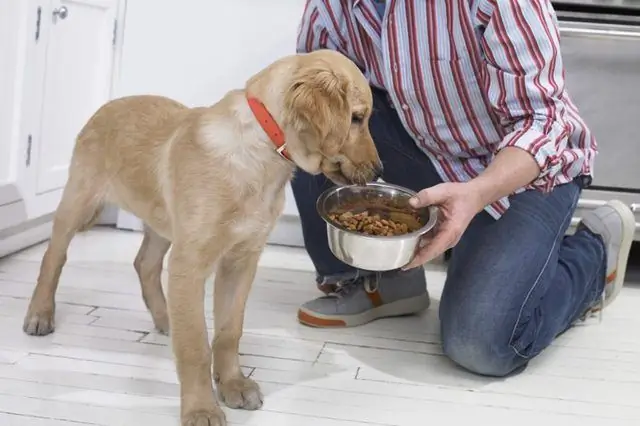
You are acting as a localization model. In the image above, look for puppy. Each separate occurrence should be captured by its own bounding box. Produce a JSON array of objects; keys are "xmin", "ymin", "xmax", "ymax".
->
[{"xmin": 22, "ymin": 49, "xmax": 382, "ymax": 426}]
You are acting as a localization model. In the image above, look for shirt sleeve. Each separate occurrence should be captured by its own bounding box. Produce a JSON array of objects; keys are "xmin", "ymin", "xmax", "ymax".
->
[
  {"xmin": 297, "ymin": 1, "xmax": 343, "ymax": 54},
  {"xmin": 477, "ymin": 0, "xmax": 571, "ymax": 192}
]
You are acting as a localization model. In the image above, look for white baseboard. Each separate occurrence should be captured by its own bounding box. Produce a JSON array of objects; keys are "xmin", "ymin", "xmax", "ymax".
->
[
  {"xmin": 267, "ymin": 214, "xmax": 305, "ymax": 247},
  {"xmin": 96, "ymin": 205, "xmax": 119, "ymax": 225},
  {"xmin": 111, "ymin": 207, "xmax": 307, "ymax": 248},
  {"xmin": 0, "ymin": 217, "xmax": 53, "ymax": 258},
  {"xmin": 115, "ymin": 210, "xmax": 144, "ymax": 231}
]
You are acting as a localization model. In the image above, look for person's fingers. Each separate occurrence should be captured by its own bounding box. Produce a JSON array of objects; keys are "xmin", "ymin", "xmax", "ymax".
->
[
  {"xmin": 417, "ymin": 231, "xmax": 435, "ymax": 248},
  {"xmin": 401, "ymin": 247, "xmax": 429, "ymax": 270},
  {"xmin": 409, "ymin": 183, "xmax": 451, "ymax": 208},
  {"xmin": 402, "ymin": 226, "xmax": 457, "ymax": 269}
]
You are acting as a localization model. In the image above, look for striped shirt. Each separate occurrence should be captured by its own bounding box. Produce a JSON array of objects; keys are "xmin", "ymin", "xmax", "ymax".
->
[{"xmin": 297, "ymin": 0, "xmax": 597, "ymax": 219}]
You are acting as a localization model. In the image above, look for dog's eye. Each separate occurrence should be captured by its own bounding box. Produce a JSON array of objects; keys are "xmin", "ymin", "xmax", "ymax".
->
[{"xmin": 351, "ymin": 113, "xmax": 364, "ymax": 124}]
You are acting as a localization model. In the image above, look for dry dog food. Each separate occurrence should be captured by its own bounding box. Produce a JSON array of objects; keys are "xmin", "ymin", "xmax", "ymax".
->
[{"xmin": 328, "ymin": 210, "xmax": 422, "ymax": 236}]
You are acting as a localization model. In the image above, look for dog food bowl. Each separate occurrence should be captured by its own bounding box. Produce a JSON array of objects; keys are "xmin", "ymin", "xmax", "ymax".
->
[{"xmin": 316, "ymin": 182, "xmax": 438, "ymax": 271}]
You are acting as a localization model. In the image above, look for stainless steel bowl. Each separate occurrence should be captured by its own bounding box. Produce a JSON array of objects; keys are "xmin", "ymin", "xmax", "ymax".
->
[{"xmin": 316, "ymin": 182, "xmax": 438, "ymax": 271}]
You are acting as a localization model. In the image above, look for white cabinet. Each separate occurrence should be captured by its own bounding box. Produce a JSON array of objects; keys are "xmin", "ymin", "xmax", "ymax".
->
[
  {"xmin": 0, "ymin": 0, "xmax": 30, "ymax": 224},
  {"xmin": 0, "ymin": 0, "xmax": 118, "ymax": 256},
  {"xmin": 36, "ymin": 0, "xmax": 117, "ymax": 194}
]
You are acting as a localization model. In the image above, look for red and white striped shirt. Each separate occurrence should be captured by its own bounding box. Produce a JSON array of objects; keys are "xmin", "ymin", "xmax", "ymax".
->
[{"xmin": 297, "ymin": 0, "xmax": 597, "ymax": 218}]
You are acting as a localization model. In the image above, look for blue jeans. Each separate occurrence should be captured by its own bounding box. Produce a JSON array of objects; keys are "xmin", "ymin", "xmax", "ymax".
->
[{"xmin": 291, "ymin": 87, "xmax": 607, "ymax": 377}]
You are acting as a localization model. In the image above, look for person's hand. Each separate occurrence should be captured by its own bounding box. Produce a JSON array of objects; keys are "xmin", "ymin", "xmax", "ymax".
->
[{"xmin": 402, "ymin": 182, "xmax": 485, "ymax": 270}]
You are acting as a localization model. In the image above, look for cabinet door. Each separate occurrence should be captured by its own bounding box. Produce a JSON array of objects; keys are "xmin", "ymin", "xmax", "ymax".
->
[
  {"xmin": 1, "ymin": 0, "xmax": 47, "ymax": 231},
  {"xmin": 35, "ymin": 0, "xmax": 116, "ymax": 194},
  {"xmin": 0, "ymin": 0, "xmax": 28, "ymax": 208}
]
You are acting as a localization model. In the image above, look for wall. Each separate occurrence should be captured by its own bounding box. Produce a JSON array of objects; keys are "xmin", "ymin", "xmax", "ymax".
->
[
  {"xmin": 115, "ymin": 1, "xmax": 306, "ymax": 113},
  {"xmin": 111, "ymin": 0, "xmax": 307, "ymax": 244}
]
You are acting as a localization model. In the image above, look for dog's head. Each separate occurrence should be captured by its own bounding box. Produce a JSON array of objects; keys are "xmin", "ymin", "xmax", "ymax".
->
[{"xmin": 279, "ymin": 50, "xmax": 382, "ymax": 185}]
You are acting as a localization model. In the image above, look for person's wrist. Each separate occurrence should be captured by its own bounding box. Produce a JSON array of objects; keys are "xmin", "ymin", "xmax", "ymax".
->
[{"xmin": 464, "ymin": 178, "xmax": 495, "ymax": 213}]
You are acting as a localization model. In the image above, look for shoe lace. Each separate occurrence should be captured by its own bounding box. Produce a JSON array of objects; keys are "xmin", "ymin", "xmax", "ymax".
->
[{"xmin": 331, "ymin": 273, "xmax": 380, "ymax": 298}]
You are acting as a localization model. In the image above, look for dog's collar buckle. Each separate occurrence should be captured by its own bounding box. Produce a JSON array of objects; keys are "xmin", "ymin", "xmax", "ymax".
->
[{"xmin": 246, "ymin": 96, "xmax": 292, "ymax": 162}]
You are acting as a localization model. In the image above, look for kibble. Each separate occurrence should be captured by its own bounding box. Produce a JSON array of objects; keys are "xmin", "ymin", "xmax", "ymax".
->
[{"xmin": 328, "ymin": 210, "xmax": 418, "ymax": 236}]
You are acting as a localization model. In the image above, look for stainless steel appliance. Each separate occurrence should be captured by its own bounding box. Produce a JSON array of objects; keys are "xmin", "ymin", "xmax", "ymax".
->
[{"xmin": 554, "ymin": 1, "xmax": 640, "ymax": 239}]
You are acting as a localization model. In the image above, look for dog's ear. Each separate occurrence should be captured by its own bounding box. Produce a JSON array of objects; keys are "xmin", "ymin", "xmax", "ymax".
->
[{"xmin": 282, "ymin": 67, "xmax": 351, "ymax": 141}]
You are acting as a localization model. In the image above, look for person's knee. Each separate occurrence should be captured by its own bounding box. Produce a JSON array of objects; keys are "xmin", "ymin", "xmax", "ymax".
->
[{"xmin": 440, "ymin": 316, "xmax": 523, "ymax": 378}]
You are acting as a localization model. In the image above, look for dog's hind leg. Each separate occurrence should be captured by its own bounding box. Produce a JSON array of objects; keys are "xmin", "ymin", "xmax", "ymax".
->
[
  {"xmin": 23, "ymin": 169, "xmax": 105, "ymax": 336},
  {"xmin": 134, "ymin": 224, "xmax": 171, "ymax": 334}
]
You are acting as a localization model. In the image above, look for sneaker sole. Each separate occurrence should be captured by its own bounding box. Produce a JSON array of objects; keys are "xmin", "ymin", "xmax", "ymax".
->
[
  {"xmin": 297, "ymin": 293, "xmax": 431, "ymax": 328},
  {"xmin": 603, "ymin": 200, "xmax": 636, "ymax": 308}
]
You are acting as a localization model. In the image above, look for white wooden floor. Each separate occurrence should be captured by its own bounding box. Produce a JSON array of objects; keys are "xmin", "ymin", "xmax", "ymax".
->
[{"xmin": 0, "ymin": 227, "xmax": 639, "ymax": 426}]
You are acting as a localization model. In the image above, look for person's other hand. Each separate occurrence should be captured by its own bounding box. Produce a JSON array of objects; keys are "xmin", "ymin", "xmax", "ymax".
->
[{"xmin": 402, "ymin": 182, "xmax": 485, "ymax": 269}]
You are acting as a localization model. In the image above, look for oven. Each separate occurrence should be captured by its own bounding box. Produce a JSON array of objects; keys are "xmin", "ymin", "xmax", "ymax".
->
[{"xmin": 554, "ymin": 1, "xmax": 640, "ymax": 239}]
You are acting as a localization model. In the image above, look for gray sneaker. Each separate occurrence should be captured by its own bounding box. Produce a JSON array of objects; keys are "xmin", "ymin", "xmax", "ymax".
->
[
  {"xmin": 297, "ymin": 267, "xmax": 430, "ymax": 328},
  {"xmin": 580, "ymin": 200, "xmax": 635, "ymax": 313}
]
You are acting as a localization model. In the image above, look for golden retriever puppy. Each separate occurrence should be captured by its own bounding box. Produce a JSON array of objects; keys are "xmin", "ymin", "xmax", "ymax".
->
[{"xmin": 22, "ymin": 49, "xmax": 382, "ymax": 425}]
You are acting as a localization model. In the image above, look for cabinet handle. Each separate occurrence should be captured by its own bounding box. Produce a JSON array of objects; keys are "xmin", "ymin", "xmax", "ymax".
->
[
  {"xmin": 558, "ymin": 13, "xmax": 640, "ymax": 39},
  {"xmin": 52, "ymin": 6, "xmax": 68, "ymax": 20}
]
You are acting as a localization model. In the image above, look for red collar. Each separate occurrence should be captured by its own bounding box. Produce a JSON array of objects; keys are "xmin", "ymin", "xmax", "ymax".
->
[{"xmin": 246, "ymin": 96, "xmax": 292, "ymax": 161}]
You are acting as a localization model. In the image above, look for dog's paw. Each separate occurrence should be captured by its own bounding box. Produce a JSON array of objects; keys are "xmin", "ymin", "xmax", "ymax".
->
[
  {"xmin": 217, "ymin": 377, "xmax": 263, "ymax": 410},
  {"xmin": 153, "ymin": 314, "xmax": 170, "ymax": 335},
  {"xmin": 23, "ymin": 309, "xmax": 55, "ymax": 336},
  {"xmin": 182, "ymin": 408, "xmax": 226, "ymax": 426}
]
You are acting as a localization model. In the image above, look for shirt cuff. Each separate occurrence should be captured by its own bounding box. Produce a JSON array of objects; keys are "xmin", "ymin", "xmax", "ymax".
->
[{"xmin": 498, "ymin": 121, "xmax": 564, "ymax": 192}]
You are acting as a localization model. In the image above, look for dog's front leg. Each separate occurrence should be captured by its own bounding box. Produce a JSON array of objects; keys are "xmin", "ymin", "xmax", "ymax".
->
[
  {"xmin": 213, "ymin": 244, "xmax": 264, "ymax": 410},
  {"xmin": 167, "ymin": 247, "xmax": 226, "ymax": 426}
]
